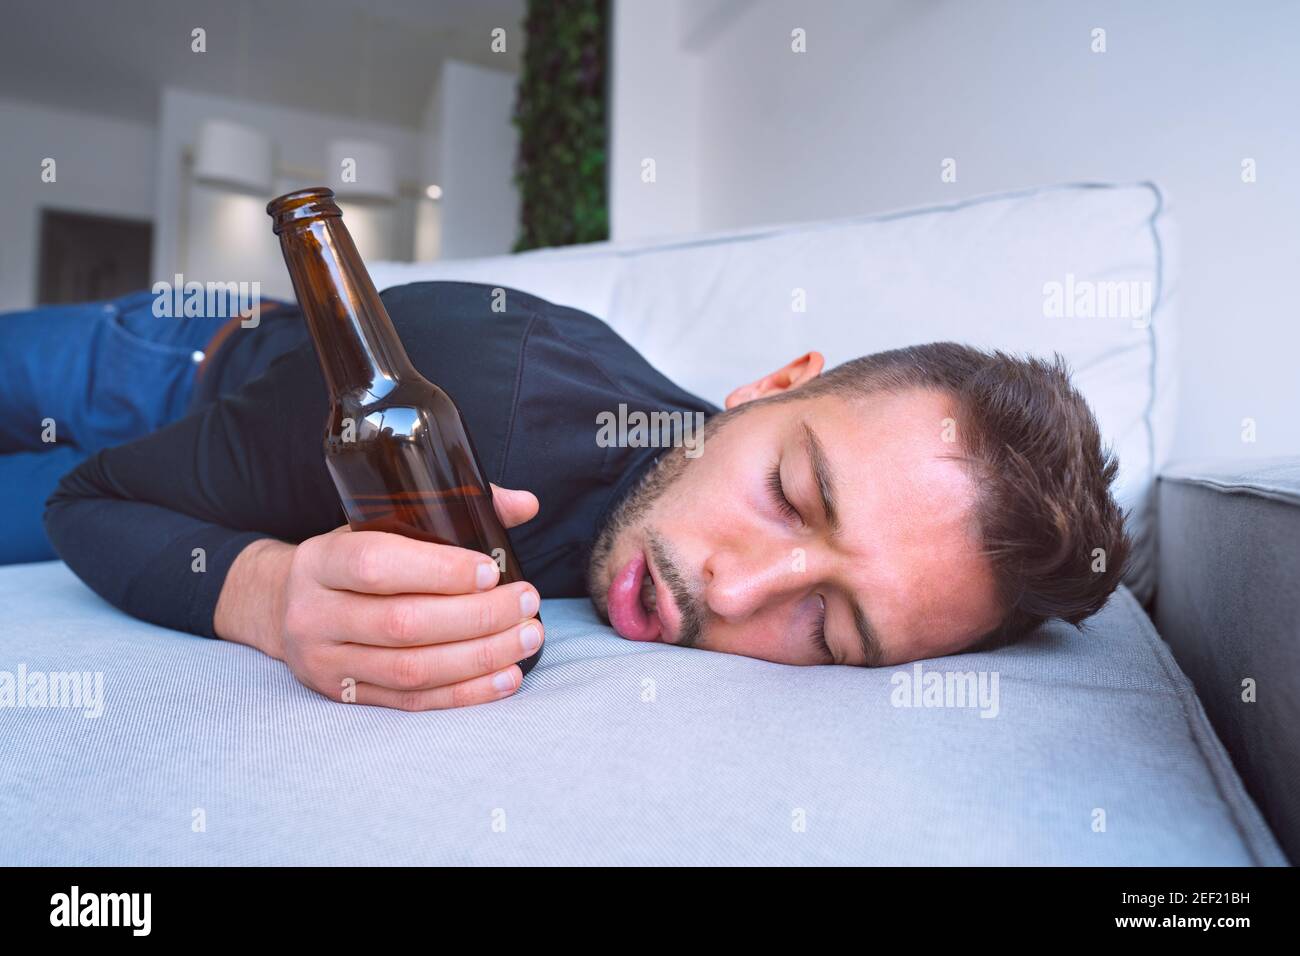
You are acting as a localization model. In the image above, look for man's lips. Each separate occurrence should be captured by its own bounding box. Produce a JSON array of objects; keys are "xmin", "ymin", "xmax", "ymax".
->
[{"xmin": 606, "ymin": 550, "xmax": 662, "ymax": 642}]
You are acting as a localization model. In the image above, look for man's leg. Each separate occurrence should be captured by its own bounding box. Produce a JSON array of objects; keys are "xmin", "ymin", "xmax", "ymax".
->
[
  {"xmin": 0, "ymin": 446, "xmax": 86, "ymax": 563},
  {"xmin": 0, "ymin": 290, "xmax": 234, "ymax": 564},
  {"xmin": 0, "ymin": 298, "xmax": 117, "ymax": 453}
]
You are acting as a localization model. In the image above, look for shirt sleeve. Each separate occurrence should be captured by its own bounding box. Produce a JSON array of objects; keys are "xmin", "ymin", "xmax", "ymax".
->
[{"xmin": 43, "ymin": 340, "xmax": 345, "ymax": 638}]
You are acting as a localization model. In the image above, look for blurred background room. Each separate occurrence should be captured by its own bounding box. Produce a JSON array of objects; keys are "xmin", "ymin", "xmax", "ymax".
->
[{"xmin": 1, "ymin": 0, "xmax": 1296, "ymax": 462}]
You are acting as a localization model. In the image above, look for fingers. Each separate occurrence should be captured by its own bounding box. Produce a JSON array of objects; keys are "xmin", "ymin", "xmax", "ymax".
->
[
  {"xmin": 490, "ymin": 483, "xmax": 539, "ymax": 529},
  {"xmin": 337, "ymin": 619, "xmax": 543, "ymax": 690},
  {"xmin": 310, "ymin": 530, "xmax": 502, "ymax": 595},
  {"xmin": 325, "ymin": 582, "xmax": 540, "ymax": 647},
  {"xmin": 287, "ymin": 515, "xmax": 546, "ymax": 712},
  {"xmin": 351, "ymin": 665, "xmax": 524, "ymax": 711}
]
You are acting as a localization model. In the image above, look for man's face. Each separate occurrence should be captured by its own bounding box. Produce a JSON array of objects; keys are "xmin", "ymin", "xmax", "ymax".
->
[{"xmin": 588, "ymin": 387, "xmax": 1003, "ymax": 667}]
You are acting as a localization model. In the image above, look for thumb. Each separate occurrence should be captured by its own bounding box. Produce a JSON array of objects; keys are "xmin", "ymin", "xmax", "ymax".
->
[{"xmin": 490, "ymin": 483, "xmax": 540, "ymax": 529}]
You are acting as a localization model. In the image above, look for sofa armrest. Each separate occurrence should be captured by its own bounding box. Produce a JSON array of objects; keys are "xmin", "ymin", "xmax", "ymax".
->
[{"xmin": 1156, "ymin": 457, "xmax": 1300, "ymax": 863}]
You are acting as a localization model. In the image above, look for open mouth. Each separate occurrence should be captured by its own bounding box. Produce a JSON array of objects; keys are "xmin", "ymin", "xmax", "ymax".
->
[{"xmin": 606, "ymin": 548, "xmax": 663, "ymax": 642}]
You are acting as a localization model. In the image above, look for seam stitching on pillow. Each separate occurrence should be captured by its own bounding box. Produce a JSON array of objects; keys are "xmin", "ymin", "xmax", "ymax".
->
[
  {"xmin": 519, "ymin": 180, "xmax": 1144, "ymax": 262},
  {"xmin": 1138, "ymin": 181, "xmax": 1164, "ymax": 603},
  {"xmin": 1157, "ymin": 474, "xmax": 1300, "ymax": 506}
]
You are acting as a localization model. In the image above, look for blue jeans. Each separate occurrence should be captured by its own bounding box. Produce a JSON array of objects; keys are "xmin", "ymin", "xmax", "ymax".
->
[{"xmin": 0, "ymin": 290, "xmax": 241, "ymax": 564}]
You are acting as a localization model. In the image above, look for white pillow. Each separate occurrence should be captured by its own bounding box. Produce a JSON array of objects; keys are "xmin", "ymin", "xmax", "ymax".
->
[{"xmin": 369, "ymin": 183, "xmax": 1175, "ymax": 601}]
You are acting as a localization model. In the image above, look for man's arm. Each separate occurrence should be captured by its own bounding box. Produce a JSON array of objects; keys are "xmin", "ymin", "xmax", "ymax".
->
[
  {"xmin": 213, "ymin": 537, "xmax": 294, "ymax": 661},
  {"xmin": 44, "ymin": 341, "xmax": 340, "ymax": 636},
  {"xmin": 213, "ymin": 489, "xmax": 543, "ymax": 710},
  {"xmin": 45, "ymin": 332, "xmax": 545, "ymax": 709}
]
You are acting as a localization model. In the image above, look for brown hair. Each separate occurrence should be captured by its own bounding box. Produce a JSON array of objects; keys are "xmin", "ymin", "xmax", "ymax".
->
[{"xmin": 782, "ymin": 342, "xmax": 1130, "ymax": 648}]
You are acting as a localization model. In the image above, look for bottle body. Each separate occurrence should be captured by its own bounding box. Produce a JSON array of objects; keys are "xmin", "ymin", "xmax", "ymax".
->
[
  {"xmin": 324, "ymin": 379, "xmax": 531, "ymax": 588},
  {"xmin": 268, "ymin": 187, "xmax": 541, "ymax": 675}
]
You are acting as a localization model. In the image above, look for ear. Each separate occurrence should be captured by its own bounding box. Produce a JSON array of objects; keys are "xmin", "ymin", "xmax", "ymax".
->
[{"xmin": 724, "ymin": 351, "xmax": 826, "ymax": 410}]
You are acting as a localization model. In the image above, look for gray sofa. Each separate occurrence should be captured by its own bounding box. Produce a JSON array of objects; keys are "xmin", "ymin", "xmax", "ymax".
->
[
  {"xmin": 1, "ymin": 184, "xmax": 1294, "ymax": 864},
  {"xmin": 1156, "ymin": 458, "xmax": 1300, "ymax": 864},
  {"xmin": 0, "ymin": 458, "xmax": 1292, "ymax": 865}
]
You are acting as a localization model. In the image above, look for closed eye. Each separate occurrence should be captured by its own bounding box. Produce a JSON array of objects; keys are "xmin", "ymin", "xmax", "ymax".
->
[
  {"xmin": 808, "ymin": 595, "xmax": 832, "ymax": 663},
  {"xmin": 766, "ymin": 461, "xmax": 802, "ymax": 524}
]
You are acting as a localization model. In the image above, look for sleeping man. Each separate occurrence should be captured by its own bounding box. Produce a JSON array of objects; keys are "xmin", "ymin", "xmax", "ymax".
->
[{"xmin": 22, "ymin": 281, "xmax": 1129, "ymax": 710}]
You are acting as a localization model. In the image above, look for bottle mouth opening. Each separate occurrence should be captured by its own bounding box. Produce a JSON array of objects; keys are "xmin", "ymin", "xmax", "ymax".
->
[{"xmin": 267, "ymin": 187, "xmax": 342, "ymax": 233}]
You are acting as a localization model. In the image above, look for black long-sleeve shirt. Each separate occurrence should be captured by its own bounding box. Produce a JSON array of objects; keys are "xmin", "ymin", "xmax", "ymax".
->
[{"xmin": 44, "ymin": 281, "xmax": 717, "ymax": 638}]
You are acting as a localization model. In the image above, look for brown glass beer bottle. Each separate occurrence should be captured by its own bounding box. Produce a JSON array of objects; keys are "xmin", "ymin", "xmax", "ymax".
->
[{"xmin": 268, "ymin": 187, "xmax": 542, "ymax": 676}]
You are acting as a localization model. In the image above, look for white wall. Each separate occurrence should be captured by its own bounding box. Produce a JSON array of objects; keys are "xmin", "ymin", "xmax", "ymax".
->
[
  {"xmin": 154, "ymin": 87, "xmax": 425, "ymax": 300},
  {"xmin": 434, "ymin": 60, "xmax": 521, "ymax": 258},
  {"xmin": 609, "ymin": 0, "xmax": 702, "ymax": 239},
  {"xmin": 610, "ymin": 0, "xmax": 1300, "ymax": 461},
  {"xmin": 0, "ymin": 97, "xmax": 156, "ymax": 311}
]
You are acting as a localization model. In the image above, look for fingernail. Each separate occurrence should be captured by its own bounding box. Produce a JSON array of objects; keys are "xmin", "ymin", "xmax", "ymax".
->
[
  {"xmin": 476, "ymin": 562, "xmax": 498, "ymax": 590},
  {"xmin": 492, "ymin": 670, "xmax": 515, "ymax": 692},
  {"xmin": 520, "ymin": 623, "xmax": 541, "ymax": 653},
  {"xmin": 519, "ymin": 589, "xmax": 540, "ymax": 617}
]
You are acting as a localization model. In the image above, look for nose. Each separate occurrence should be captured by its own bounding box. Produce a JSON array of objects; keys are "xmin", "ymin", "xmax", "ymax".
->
[{"xmin": 702, "ymin": 541, "xmax": 808, "ymax": 621}]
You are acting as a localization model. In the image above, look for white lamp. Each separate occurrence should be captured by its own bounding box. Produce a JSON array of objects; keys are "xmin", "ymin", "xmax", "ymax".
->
[
  {"xmin": 326, "ymin": 138, "xmax": 397, "ymax": 202},
  {"xmin": 192, "ymin": 119, "xmax": 274, "ymax": 194}
]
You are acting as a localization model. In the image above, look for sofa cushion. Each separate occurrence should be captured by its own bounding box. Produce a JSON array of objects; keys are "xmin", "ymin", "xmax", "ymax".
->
[
  {"xmin": 0, "ymin": 560, "xmax": 1281, "ymax": 865},
  {"xmin": 370, "ymin": 182, "xmax": 1176, "ymax": 602}
]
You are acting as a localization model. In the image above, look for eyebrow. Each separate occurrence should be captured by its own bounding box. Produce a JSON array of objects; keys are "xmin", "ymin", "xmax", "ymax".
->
[
  {"xmin": 800, "ymin": 419, "xmax": 886, "ymax": 667},
  {"xmin": 799, "ymin": 419, "xmax": 840, "ymax": 534}
]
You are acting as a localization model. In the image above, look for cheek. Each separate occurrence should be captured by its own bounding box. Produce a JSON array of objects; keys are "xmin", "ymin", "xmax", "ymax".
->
[
  {"xmin": 709, "ymin": 602, "xmax": 820, "ymax": 664},
  {"xmin": 649, "ymin": 449, "xmax": 749, "ymax": 530},
  {"xmin": 707, "ymin": 622, "xmax": 804, "ymax": 664}
]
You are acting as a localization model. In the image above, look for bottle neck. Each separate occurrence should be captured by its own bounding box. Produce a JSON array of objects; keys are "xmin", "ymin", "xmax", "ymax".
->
[{"xmin": 272, "ymin": 194, "xmax": 412, "ymax": 399}]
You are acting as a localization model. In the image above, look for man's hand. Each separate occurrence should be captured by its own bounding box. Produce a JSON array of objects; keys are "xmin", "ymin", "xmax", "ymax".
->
[{"xmin": 214, "ymin": 484, "xmax": 542, "ymax": 710}]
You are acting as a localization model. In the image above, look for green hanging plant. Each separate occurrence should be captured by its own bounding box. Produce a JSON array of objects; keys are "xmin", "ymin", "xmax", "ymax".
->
[{"xmin": 512, "ymin": 0, "xmax": 609, "ymax": 252}]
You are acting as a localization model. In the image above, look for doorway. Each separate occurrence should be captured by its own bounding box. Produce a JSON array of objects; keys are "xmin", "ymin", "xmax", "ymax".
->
[{"xmin": 36, "ymin": 209, "xmax": 153, "ymax": 305}]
